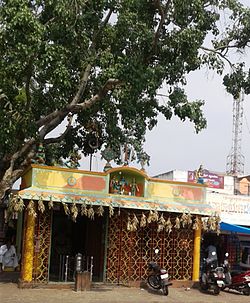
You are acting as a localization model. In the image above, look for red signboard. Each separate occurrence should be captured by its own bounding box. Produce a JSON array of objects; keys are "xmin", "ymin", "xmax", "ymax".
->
[{"xmin": 188, "ymin": 169, "xmax": 224, "ymax": 189}]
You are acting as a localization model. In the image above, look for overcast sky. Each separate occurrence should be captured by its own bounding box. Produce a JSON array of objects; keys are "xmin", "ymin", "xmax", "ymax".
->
[{"xmin": 80, "ymin": 1, "xmax": 250, "ymax": 177}]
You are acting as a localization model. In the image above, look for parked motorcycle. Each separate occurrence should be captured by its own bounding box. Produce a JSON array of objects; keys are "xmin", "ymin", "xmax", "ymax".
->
[
  {"xmin": 222, "ymin": 253, "xmax": 250, "ymax": 296},
  {"xmin": 147, "ymin": 249, "xmax": 172, "ymax": 295},
  {"xmin": 200, "ymin": 251, "xmax": 225, "ymax": 295}
]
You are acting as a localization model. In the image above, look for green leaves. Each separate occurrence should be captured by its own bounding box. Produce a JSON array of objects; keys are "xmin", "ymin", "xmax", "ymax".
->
[{"xmin": 0, "ymin": 0, "xmax": 250, "ymax": 174}]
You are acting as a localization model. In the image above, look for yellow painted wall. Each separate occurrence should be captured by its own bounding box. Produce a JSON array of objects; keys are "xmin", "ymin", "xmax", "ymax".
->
[{"xmin": 148, "ymin": 181, "xmax": 204, "ymax": 202}]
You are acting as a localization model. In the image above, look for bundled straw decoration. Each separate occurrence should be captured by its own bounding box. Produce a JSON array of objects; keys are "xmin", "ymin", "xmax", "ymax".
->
[
  {"xmin": 214, "ymin": 213, "xmax": 221, "ymax": 235},
  {"xmin": 147, "ymin": 210, "xmax": 154, "ymax": 224},
  {"xmin": 87, "ymin": 205, "xmax": 95, "ymax": 220},
  {"xmin": 131, "ymin": 213, "xmax": 139, "ymax": 231},
  {"xmin": 81, "ymin": 203, "xmax": 88, "ymax": 216},
  {"xmin": 180, "ymin": 212, "xmax": 193, "ymax": 228},
  {"xmin": 7, "ymin": 194, "xmax": 16, "ymax": 214},
  {"xmin": 152, "ymin": 210, "xmax": 159, "ymax": 222},
  {"xmin": 157, "ymin": 213, "xmax": 166, "ymax": 233},
  {"xmin": 127, "ymin": 215, "xmax": 133, "ymax": 231},
  {"xmin": 201, "ymin": 218, "xmax": 208, "ymax": 231},
  {"xmin": 62, "ymin": 202, "xmax": 70, "ymax": 215},
  {"xmin": 13, "ymin": 196, "xmax": 25, "ymax": 212},
  {"xmin": 71, "ymin": 203, "xmax": 78, "ymax": 222},
  {"xmin": 165, "ymin": 217, "xmax": 173, "ymax": 233},
  {"xmin": 48, "ymin": 196, "xmax": 54, "ymax": 209},
  {"xmin": 140, "ymin": 213, "xmax": 147, "ymax": 228},
  {"xmin": 109, "ymin": 204, "xmax": 114, "ymax": 217},
  {"xmin": 147, "ymin": 209, "xmax": 159, "ymax": 223},
  {"xmin": 174, "ymin": 216, "xmax": 181, "ymax": 229},
  {"xmin": 207, "ymin": 215, "xmax": 217, "ymax": 231},
  {"xmin": 193, "ymin": 216, "xmax": 200, "ymax": 230},
  {"xmin": 27, "ymin": 200, "xmax": 37, "ymax": 217},
  {"xmin": 38, "ymin": 197, "xmax": 45, "ymax": 213},
  {"xmin": 96, "ymin": 205, "xmax": 104, "ymax": 217}
]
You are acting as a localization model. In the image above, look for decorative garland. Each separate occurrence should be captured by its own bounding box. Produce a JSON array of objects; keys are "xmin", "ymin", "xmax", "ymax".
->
[{"xmin": 6, "ymin": 194, "xmax": 221, "ymax": 234}]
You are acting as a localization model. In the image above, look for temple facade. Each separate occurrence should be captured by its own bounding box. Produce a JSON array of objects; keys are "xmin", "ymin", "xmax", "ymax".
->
[{"xmin": 8, "ymin": 164, "xmax": 217, "ymax": 287}]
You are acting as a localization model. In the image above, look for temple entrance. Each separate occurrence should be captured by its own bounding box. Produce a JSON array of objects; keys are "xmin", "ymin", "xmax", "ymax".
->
[{"xmin": 49, "ymin": 209, "xmax": 105, "ymax": 282}]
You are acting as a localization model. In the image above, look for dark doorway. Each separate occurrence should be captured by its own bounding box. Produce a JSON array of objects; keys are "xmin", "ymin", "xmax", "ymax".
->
[{"xmin": 49, "ymin": 209, "xmax": 105, "ymax": 282}]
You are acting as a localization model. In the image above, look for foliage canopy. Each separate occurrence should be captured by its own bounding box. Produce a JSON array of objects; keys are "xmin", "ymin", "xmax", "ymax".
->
[{"xmin": 0, "ymin": 0, "xmax": 250, "ymax": 199}]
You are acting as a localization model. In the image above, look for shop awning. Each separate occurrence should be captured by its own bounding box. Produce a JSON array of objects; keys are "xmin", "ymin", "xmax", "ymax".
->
[{"xmin": 220, "ymin": 222, "xmax": 250, "ymax": 235}]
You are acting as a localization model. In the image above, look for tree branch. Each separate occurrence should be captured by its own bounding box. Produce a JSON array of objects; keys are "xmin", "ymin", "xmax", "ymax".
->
[
  {"xmin": 38, "ymin": 78, "xmax": 122, "ymax": 139},
  {"xmin": 71, "ymin": 63, "xmax": 92, "ymax": 105},
  {"xmin": 151, "ymin": 0, "xmax": 172, "ymax": 53},
  {"xmin": 69, "ymin": 78, "xmax": 123, "ymax": 113},
  {"xmin": 200, "ymin": 46, "xmax": 234, "ymax": 68},
  {"xmin": 43, "ymin": 114, "xmax": 73, "ymax": 144}
]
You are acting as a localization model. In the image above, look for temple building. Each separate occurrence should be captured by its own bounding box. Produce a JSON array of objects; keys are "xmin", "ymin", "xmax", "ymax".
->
[{"xmin": 6, "ymin": 164, "xmax": 218, "ymax": 287}]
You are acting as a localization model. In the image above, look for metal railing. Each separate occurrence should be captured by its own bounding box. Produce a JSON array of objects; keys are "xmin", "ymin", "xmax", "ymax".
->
[{"xmin": 58, "ymin": 254, "xmax": 93, "ymax": 282}]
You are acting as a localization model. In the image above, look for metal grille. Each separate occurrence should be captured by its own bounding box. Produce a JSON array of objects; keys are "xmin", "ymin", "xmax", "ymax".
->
[
  {"xmin": 33, "ymin": 209, "xmax": 52, "ymax": 283},
  {"xmin": 106, "ymin": 210, "xmax": 194, "ymax": 285}
]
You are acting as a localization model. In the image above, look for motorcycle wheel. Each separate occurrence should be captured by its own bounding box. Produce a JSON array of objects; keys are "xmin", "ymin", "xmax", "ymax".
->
[
  {"xmin": 162, "ymin": 285, "xmax": 169, "ymax": 296},
  {"xmin": 147, "ymin": 275, "xmax": 161, "ymax": 290},
  {"xmin": 199, "ymin": 281, "xmax": 208, "ymax": 291},
  {"xmin": 242, "ymin": 285, "xmax": 250, "ymax": 296},
  {"xmin": 213, "ymin": 285, "xmax": 220, "ymax": 295}
]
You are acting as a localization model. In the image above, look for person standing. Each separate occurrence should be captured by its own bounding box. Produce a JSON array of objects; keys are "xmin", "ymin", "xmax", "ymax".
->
[{"xmin": 0, "ymin": 239, "xmax": 18, "ymax": 271}]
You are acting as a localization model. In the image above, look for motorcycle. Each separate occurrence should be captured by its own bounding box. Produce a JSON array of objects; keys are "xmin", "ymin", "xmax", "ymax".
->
[
  {"xmin": 200, "ymin": 251, "xmax": 225, "ymax": 295},
  {"xmin": 147, "ymin": 249, "xmax": 172, "ymax": 295},
  {"xmin": 222, "ymin": 253, "xmax": 250, "ymax": 296}
]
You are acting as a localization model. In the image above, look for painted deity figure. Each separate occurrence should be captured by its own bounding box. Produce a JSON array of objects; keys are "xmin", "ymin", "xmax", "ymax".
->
[
  {"xmin": 119, "ymin": 176, "xmax": 127, "ymax": 195},
  {"xmin": 110, "ymin": 176, "xmax": 120, "ymax": 194},
  {"xmin": 130, "ymin": 178, "xmax": 139, "ymax": 196}
]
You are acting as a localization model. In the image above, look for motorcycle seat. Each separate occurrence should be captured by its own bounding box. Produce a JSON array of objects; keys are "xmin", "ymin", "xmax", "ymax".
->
[{"xmin": 231, "ymin": 270, "xmax": 246, "ymax": 277}]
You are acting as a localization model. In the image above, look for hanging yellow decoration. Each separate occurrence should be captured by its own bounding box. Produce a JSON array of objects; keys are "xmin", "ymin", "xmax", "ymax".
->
[
  {"xmin": 62, "ymin": 202, "xmax": 70, "ymax": 215},
  {"xmin": 13, "ymin": 196, "xmax": 25, "ymax": 212},
  {"xmin": 147, "ymin": 210, "xmax": 154, "ymax": 224},
  {"xmin": 174, "ymin": 216, "xmax": 180, "ymax": 229},
  {"xmin": 96, "ymin": 205, "xmax": 104, "ymax": 216},
  {"xmin": 202, "ymin": 218, "xmax": 208, "ymax": 231},
  {"xmin": 140, "ymin": 213, "xmax": 147, "ymax": 228},
  {"xmin": 180, "ymin": 212, "xmax": 192, "ymax": 227},
  {"xmin": 27, "ymin": 200, "xmax": 37, "ymax": 218},
  {"xmin": 186, "ymin": 212, "xmax": 193, "ymax": 225},
  {"xmin": 157, "ymin": 213, "xmax": 166, "ymax": 233},
  {"xmin": 192, "ymin": 216, "xmax": 200, "ymax": 230},
  {"xmin": 48, "ymin": 196, "xmax": 54, "ymax": 209},
  {"xmin": 109, "ymin": 204, "xmax": 114, "ymax": 217},
  {"xmin": 131, "ymin": 213, "xmax": 139, "ymax": 231},
  {"xmin": 127, "ymin": 215, "xmax": 132, "ymax": 231},
  {"xmin": 152, "ymin": 210, "xmax": 159, "ymax": 222},
  {"xmin": 87, "ymin": 205, "xmax": 95, "ymax": 220},
  {"xmin": 38, "ymin": 197, "xmax": 45, "ymax": 213},
  {"xmin": 165, "ymin": 217, "xmax": 173, "ymax": 234},
  {"xmin": 71, "ymin": 203, "xmax": 78, "ymax": 222},
  {"xmin": 81, "ymin": 203, "xmax": 88, "ymax": 216}
]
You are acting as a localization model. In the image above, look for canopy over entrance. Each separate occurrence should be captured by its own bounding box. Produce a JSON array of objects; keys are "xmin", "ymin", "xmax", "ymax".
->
[{"xmin": 220, "ymin": 222, "xmax": 250, "ymax": 235}]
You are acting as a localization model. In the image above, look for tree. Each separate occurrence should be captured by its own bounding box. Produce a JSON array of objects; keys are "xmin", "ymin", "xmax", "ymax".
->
[{"xmin": 1, "ymin": 0, "xmax": 250, "ymax": 201}]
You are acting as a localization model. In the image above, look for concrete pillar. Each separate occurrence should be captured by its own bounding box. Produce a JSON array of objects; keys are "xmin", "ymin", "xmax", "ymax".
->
[
  {"xmin": 21, "ymin": 211, "xmax": 35, "ymax": 282},
  {"xmin": 192, "ymin": 225, "xmax": 201, "ymax": 281}
]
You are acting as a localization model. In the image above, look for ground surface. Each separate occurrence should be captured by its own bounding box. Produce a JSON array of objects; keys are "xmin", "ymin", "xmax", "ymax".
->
[{"xmin": 0, "ymin": 281, "xmax": 250, "ymax": 303}]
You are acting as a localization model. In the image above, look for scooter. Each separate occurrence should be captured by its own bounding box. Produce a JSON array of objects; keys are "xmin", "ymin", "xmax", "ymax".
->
[
  {"xmin": 200, "ymin": 251, "xmax": 225, "ymax": 295},
  {"xmin": 222, "ymin": 254, "xmax": 250, "ymax": 296},
  {"xmin": 147, "ymin": 249, "xmax": 172, "ymax": 295}
]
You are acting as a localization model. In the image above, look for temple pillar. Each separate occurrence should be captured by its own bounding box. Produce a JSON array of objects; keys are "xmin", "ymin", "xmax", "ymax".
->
[
  {"xmin": 21, "ymin": 210, "xmax": 35, "ymax": 282},
  {"xmin": 192, "ymin": 225, "xmax": 201, "ymax": 281}
]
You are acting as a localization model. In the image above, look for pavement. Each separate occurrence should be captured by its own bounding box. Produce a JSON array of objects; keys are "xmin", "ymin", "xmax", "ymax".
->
[{"xmin": 0, "ymin": 273, "xmax": 250, "ymax": 303}]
